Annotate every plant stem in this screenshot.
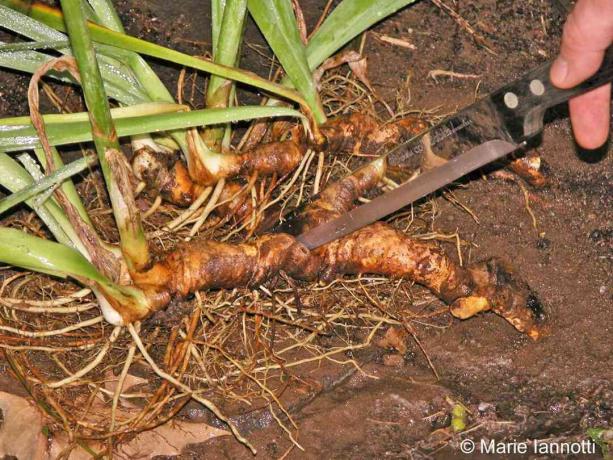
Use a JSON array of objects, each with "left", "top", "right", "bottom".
[
  {"left": 203, "top": 0, "right": 247, "bottom": 150},
  {"left": 0, "top": 227, "right": 153, "bottom": 324},
  {"left": 60, "top": 0, "right": 150, "bottom": 272}
]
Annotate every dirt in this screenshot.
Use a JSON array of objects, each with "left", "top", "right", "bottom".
[{"left": 0, "top": 0, "right": 611, "bottom": 459}]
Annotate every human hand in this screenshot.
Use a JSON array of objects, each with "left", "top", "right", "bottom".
[{"left": 550, "top": 0, "right": 613, "bottom": 149}]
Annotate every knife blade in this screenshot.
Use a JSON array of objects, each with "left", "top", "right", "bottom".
[{"left": 294, "top": 47, "right": 613, "bottom": 250}]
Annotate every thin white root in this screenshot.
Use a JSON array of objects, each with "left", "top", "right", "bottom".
[
  {"left": 127, "top": 323, "right": 257, "bottom": 455},
  {"left": 189, "top": 179, "right": 226, "bottom": 238},
  {"left": 0, "top": 288, "right": 91, "bottom": 307},
  {"left": 0, "top": 316, "right": 103, "bottom": 337},
  {"left": 142, "top": 195, "right": 162, "bottom": 219},
  {"left": 111, "top": 331, "right": 138, "bottom": 432},
  {"left": 48, "top": 326, "right": 121, "bottom": 388}
]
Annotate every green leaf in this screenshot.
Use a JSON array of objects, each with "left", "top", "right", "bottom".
[
  {"left": 209, "top": 0, "right": 247, "bottom": 102},
  {"left": 0, "top": 226, "right": 105, "bottom": 280},
  {"left": 588, "top": 428, "right": 612, "bottom": 459},
  {"left": 204, "top": 0, "right": 247, "bottom": 148},
  {"left": 0, "top": 154, "right": 96, "bottom": 215},
  {"left": 83, "top": 0, "right": 176, "bottom": 106},
  {"left": 85, "top": 0, "right": 123, "bottom": 31},
  {"left": 248, "top": 0, "right": 325, "bottom": 123},
  {"left": 9, "top": 1, "right": 309, "bottom": 110},
  {"left": 0, "top": 105, "right": 306, "bottom": 152},
  {"left": 211, "top": 0, "right": 227, "bottom": 54},
  {"left": 306, "top": 0, "right": 418, "bottom": 71},
  {"left": 0, "top": 39, "right": 68, "bottom": 51},
  {"left": 0, "top": 226, "right": 150, "bottom": 320},
  {"left": 0, "top": 152, "right": 83, "bottom": 247},
  {"left": 1, "top": 102, "right": 185, "bottom": 127},
  {"left": 0, "top": 4, "right": 148, "bottom": 103},
  {"left": 32, "top": 146, "right": 93, "bottom": 227},
  {"left": 0, "top": 44, "right": 145, "bottom": 105}
]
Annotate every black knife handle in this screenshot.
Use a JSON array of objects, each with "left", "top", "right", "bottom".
[{"left": 492, "top": 46, "right": 613, "bottom": 139}]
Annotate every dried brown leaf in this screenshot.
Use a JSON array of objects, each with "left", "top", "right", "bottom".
[
  {"left": 49, "top": 418, "right": 229, "bottom": 459},
  {"left": 373, "top": 33, "right": 417, "bottom": 50},
  {"left": 0, "top": 391, "right": 48, "bottom": 460},
  {"left": 314, "top": 50, "right": 373, "bottom": 91},
  {"left": 117, "top": 419, "right": 229, "bottom": 459},
  {"left": 291, "top": 0, "right": 308, "bottom": 44}
]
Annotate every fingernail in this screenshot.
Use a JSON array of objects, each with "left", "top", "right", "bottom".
[{"left": 550, "top": 57, "right": 569, "bottom": 86}]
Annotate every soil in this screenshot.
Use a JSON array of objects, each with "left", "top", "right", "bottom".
[{"left": 0, "top": 0, "right": 611, "bottom": 459}]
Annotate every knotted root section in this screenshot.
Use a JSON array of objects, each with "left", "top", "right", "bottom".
[
  {"left": 507, "top": 151, "right": 548, "bottom": 187},
  {"left": 133, "top": 227, "right": 545, "bottom": 339},
  {"left": 132, "top": 159, "right": 546, "bottom": 339}
]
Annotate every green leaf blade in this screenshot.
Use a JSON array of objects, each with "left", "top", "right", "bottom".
[
  {"left": 306, "top": 0, "right": 418, "bottom": 71},
  {"left": 0, "top": 227, "right": 103, "bottom": 281},
  {"left": 248, "top": 0, "right": 325, "bottom": 123},
  {"left": 0, "top": 105, "right": 306, "bottom": 151}
]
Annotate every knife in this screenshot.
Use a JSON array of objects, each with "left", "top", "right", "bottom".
[{"left": 291, "top": 47, "right": 613, "bottom": 250}]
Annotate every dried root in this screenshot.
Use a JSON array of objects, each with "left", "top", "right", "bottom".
[{"left": 451, "top": 258, "right": 546, "bottom": 336}]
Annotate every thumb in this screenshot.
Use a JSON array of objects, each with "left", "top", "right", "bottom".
[{"left": 550, "top": 0, "right": 613, "bottom": 89}]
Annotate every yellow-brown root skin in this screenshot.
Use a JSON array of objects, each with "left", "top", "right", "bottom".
[
  {"left": 133, "top": 234, "right": 315, "bottom": 297},
  {"left": 239, "top": 141, "right": 304, "bottom": 178},
  {"left": 307, "top": 222, "right": 472, "bottom": 299},
  {"left": 290, "top": 159, "right": 387, "bottom": 235},
  {"left": 132, "top": 141, "right": 306, "bottom": 206},
  {"left": 320, "top": 113, "right": 428, "bottom": 155},
  {"left": 131, "top": 219, "right": 544, "bottom": 339},
  {"left": 132, "top": 113, "right": 427, "bottom": 208},
  {"left": 131, "top": 224, "right": 464, "bottom": 314},
  {"left": 128, "top": 114, "right": 545, "bottom": 338}
]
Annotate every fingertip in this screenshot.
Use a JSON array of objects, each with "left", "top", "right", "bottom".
[{"left": 568, "top": 85, "right": 612, "bottom": 149}]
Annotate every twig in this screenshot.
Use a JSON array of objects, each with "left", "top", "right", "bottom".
[
  {"left": 428, "top": 70, "right": 481, "bottom": 81},
  {"left": 372, "top": 33, "right": 417, "bottom": 50}
]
